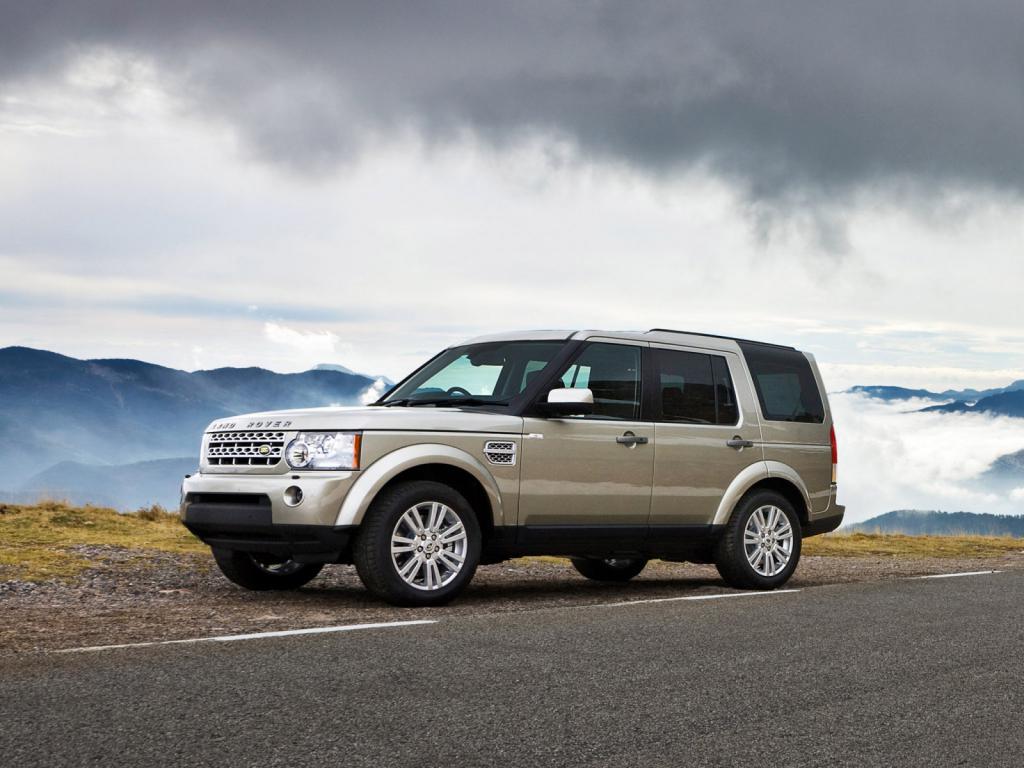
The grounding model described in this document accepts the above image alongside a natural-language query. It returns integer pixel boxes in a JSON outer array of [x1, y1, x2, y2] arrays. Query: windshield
[[380, 341, 566, 407]]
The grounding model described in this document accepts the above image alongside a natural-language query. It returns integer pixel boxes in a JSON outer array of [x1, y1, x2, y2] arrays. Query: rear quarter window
[[738, 343, 825, 424]]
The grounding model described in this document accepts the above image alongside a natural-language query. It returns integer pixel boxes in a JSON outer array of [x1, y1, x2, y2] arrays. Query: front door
[[517, 340, 654, 552]]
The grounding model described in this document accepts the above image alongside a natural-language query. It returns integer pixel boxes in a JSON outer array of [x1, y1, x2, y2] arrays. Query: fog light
[[283, 486, 304, 507]]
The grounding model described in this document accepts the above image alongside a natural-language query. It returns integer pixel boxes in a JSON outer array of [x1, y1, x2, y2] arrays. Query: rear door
[[648, 345, 764, 527]]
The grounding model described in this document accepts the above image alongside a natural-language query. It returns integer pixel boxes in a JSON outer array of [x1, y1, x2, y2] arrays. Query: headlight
[[285, 432, 361, 470]]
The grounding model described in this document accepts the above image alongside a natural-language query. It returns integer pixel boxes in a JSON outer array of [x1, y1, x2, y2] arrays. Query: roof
[[461, 328, 794, 352]]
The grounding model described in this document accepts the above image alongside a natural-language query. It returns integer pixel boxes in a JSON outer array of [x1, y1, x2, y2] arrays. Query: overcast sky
[[1, 1, 1023, 390]]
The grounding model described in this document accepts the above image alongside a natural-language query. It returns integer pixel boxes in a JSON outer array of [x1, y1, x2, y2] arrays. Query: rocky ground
[[3, 547, 1023, 655]]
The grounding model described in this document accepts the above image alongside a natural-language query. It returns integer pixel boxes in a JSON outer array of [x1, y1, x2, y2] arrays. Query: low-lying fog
[[830, 393, 1024, 524]]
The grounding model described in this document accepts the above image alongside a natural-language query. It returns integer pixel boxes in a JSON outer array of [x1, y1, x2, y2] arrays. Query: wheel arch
[[335, 444, 504, 536], [713, 461, 811, 527]]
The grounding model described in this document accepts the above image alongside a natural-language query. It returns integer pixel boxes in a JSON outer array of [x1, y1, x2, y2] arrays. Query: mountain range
[[847, 380, 1024, 403], [4, 348, 1023, 512], [5, 457, 198, 510], [0, 346, 384, 507], [852, 510, 1024, 537], [848, 381, 1024, 418], [920, 391, 1024, 418]]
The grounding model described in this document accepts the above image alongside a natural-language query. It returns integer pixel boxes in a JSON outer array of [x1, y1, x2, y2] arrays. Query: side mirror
[[536, 387, 594, 417]]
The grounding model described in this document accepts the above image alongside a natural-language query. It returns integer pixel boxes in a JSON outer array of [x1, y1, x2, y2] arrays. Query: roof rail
[[646, 328, 795, 351]]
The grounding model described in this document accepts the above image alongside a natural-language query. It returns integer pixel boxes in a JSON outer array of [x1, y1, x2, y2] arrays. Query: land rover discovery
[[181, 329, 844, 606]]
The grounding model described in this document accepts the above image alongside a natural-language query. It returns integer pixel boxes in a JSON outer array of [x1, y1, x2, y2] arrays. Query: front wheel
[[211, 548, 324, 591], [715, 491, 802, 590], [571, 556, 648, 582], [353, 480, 481, 606]]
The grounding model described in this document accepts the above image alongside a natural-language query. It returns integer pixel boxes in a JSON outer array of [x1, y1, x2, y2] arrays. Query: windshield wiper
[[384, 397, 506, 408], [409, 397, 505, 407]]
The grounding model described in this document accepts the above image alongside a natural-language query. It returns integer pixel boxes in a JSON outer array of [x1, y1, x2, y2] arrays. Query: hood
[[205, 405, 523, 435]]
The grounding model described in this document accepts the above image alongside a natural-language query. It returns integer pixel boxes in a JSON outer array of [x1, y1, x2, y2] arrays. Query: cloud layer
[[3, 1, 1023, 207], [831, 393, 1024, 522]]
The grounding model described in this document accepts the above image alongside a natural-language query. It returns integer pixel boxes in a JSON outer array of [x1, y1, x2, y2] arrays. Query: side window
[[556, 343, 641, 420], [739, 342, 825, 423], [518, 358, 553, 393], [654, 349, 716, 424], [653, 350, 741, 425], [711, 356, 739, 425]]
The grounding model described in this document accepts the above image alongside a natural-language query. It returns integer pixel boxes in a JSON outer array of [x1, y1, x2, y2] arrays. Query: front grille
[[206, 431, 287, 466]]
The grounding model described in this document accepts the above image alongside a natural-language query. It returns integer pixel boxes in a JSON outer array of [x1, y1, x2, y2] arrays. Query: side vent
[[483, 440, 517, 466]]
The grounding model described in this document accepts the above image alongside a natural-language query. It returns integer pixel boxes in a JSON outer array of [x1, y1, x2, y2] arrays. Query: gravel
[[2, 546, 1022, 655]]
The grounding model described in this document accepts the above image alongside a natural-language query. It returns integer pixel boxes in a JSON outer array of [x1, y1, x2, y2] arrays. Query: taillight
[[830, 424, 838, 483]]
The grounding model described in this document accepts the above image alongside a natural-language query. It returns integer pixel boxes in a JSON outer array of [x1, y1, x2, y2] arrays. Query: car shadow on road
[[284, 565, 734, 613]]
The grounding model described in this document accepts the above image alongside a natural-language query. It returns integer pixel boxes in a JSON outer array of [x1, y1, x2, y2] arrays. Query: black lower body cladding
[[181, 493, 355, 562], [803, 509, 845, 537]]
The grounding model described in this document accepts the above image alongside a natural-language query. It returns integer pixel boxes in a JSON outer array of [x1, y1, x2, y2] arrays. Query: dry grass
[[2, 502, 1022, 582], [803, 531, 1024, 558], [0, 500, 204, 581]]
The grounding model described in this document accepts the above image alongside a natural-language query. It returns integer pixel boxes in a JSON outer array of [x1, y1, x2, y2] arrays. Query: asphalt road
[[1, 571, 1022, 767]]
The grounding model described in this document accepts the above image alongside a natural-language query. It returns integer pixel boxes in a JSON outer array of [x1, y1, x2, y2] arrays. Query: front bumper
[[180, 470, 361, 562], [181, 493, 356, 562], [180, 470, 359, 526]]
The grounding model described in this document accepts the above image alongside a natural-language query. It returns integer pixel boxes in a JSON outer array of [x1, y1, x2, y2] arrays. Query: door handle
[[616, 432, 649, 446], [726, 437, 755, 449]]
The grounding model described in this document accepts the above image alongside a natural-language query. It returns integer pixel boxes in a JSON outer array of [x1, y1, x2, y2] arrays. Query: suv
[[181, 329, 843, 606]]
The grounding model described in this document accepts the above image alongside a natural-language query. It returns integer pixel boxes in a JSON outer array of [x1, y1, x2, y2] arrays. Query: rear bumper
[[803, 505, 845, 537], [181, 493, 356, 563]]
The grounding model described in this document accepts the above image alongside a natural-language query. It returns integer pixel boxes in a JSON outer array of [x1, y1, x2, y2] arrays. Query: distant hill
[[848, 380, 1024, 404], [852, 510, 1024, 537], [0, 346, 377, 490], [317, 363, 393, 387], [921, 390, 1024, 418], [12, 457, 197, 511], [976, 448, 1024, 492], [847, 386, 953, 403]]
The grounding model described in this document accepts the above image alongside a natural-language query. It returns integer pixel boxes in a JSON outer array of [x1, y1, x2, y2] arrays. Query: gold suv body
[[182, 329, 843, 605]]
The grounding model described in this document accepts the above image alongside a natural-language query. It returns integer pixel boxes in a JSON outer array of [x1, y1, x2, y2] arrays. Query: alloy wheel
[[743, 505, 794, 577], [390, 501, 468, 591]]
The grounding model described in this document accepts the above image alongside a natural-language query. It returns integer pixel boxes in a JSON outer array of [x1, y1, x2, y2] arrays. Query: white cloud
[[1, 47, 1024, 392], [1011, 488, 1024, 502], [262, 322, 352, 372], [264, 322, 339, 354], [360, 377, 390, 405], [831, 393, 1024, 523]]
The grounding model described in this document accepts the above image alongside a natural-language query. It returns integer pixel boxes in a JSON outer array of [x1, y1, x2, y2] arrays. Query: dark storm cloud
[[3, 1, 1023, 199]]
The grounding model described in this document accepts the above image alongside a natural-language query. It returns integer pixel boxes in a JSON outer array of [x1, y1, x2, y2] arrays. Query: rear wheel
[[211, 548, 324, 591], [715, 490, 802, 590], [570, 556, 648, 582], [353, 480, 481, 606]]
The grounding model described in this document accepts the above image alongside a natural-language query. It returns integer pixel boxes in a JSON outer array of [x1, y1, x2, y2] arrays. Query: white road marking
[[593, 589, 801, 609], [57, 620, 437, 654], [917, 570, 1003, 580]]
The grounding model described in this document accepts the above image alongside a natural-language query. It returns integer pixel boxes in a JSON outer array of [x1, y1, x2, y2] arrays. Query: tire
[[353, 480, 481, 606], [211, 548, 324, 591], [715, 490, 802, 590], [570, 556, 648, 582]]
